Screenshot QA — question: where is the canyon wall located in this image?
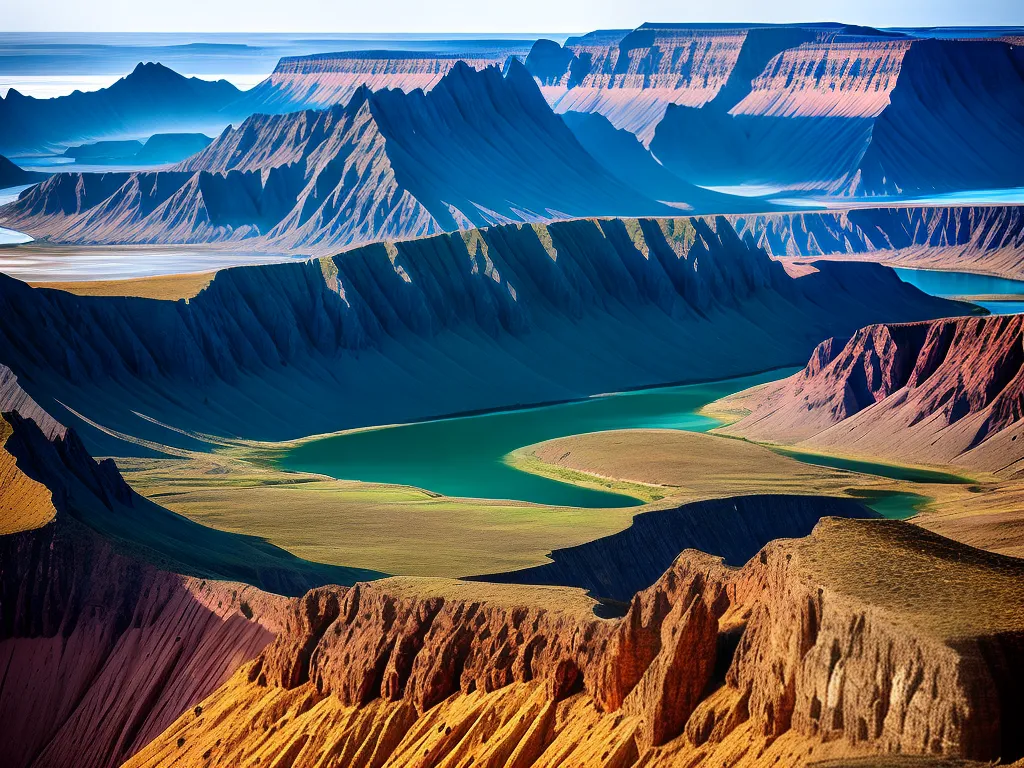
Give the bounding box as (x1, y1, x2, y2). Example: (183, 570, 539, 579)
(718, 314, 1024, 475)
(647, 33, 1024, 195)
(120, 519, 1024, 767)
(730, 204, 1024, 278)
(0, 217, 964, 455)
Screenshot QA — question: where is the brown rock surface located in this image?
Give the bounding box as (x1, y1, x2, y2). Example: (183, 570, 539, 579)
(123, 519, 1024, 767)
(717, 314, 1024, 475)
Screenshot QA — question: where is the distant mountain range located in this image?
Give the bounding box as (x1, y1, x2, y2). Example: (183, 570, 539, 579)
(2, 22, 1023, 245)
(0, 63, 241, 155)
(0, 62, 742, 250)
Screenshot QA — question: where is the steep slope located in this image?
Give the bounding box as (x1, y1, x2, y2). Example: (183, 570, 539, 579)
(855, 39, 1024, 196)
(0, 216, 967, 456)
(122, 518, 1024, 767)
(0, 363, 381, 767)
(717, 315, 1024, 475)
(0, 62, 681, 249)
(730, 204, 1024, 279)
(559, 110, 748, 211)
(0, 63, 241, 155)
(0, 154, 47, 187)
(650, 34, 1024, 195)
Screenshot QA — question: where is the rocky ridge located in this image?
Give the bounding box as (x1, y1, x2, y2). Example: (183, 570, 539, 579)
(717, 314, 1024, 475)
(120, 519, 1024, 767)
(0, 216, 965, 455)
(0, 61, 679, 249)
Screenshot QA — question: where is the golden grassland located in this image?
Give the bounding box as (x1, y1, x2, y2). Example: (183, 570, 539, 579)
(116, 452, 643, 578)
(30, 271, 215, 300)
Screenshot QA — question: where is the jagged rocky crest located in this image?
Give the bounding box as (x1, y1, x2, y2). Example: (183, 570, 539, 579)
(0, 62, 681, 249)
(120, 519, 1024, 767)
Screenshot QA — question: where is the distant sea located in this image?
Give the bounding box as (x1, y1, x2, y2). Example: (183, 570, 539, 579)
(0, 32, 567, 97)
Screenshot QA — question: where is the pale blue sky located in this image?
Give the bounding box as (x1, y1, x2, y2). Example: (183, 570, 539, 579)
(4, 0, 1022, 33)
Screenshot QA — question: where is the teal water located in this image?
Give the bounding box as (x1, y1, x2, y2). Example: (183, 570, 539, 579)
(280, 367, 938, 518)
(280, 370, 791, 508)
(769, 447, 971, 485)
(893, 267, 1024, 300)
(974, 301, 1024, 316)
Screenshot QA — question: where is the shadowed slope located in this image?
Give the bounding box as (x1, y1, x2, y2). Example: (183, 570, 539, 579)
(0, 216, 966, 455)
(476, 494, 875, 601)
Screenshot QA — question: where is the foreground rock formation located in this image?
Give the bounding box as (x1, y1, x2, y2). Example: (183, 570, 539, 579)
(716, 314, 1024, 475)
(0, 216, 966, 454)
(6, 354, 1019, 767)
(115, 518, 1024, 768)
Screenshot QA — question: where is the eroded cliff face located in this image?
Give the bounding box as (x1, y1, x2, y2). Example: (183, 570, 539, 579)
(718, 315, 1024, 475)
(649, 34, 1024, 195)
(0, 216, 964, 454)
(240, 50, 525, 114)
(730, 205, 1024, 280)
(119, 519, 1024, 767)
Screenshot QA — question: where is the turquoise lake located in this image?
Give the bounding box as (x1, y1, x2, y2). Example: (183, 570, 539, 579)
(281, 370, 790, 509)
(893, 267, 1024, 306)
(279, 367, 948, 518)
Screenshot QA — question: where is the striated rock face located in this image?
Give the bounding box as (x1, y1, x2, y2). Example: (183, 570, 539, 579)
(239, 49, 527, 114)
(120, 519, 1024, 767)
(648, 33, 1024, 195)
(0, 61, 678, 249)
(718, 314, 1024, 475)
(0, 517, 286, 768)
(730, 204, 1024, 278)
(0, 63, 241, 155)
(0, 216, 964, 454)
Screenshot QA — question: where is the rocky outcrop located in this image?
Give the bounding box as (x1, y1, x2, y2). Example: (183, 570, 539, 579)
(476, 494, 875, 601)
(120, 519, 1024, 767)
(718, 314, 1024, 475)
(0, 61, 681, 249)
(0, 63, 241, 155)
(0, 216, 965, 454)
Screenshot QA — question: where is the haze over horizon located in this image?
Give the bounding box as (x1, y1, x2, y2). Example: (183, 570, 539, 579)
(6, 0, 1023, 33)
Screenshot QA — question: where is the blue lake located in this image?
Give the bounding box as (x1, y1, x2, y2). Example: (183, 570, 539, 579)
(893, 267, 1024, 301)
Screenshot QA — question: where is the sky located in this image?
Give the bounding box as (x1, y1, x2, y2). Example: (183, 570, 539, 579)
(3, 0, 1022, 33)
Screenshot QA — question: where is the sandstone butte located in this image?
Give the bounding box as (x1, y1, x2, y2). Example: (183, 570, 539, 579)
(2, 350, 1023, 768)
(717, 314, 1024, 476)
